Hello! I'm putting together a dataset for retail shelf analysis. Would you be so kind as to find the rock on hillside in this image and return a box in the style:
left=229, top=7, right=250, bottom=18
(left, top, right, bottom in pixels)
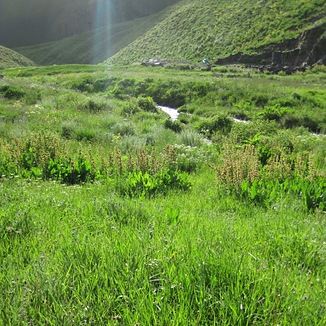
left=0, top=45, right=35, bottom=69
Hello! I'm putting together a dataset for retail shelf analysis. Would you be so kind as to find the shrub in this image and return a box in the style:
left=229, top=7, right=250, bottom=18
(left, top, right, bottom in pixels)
left=196, top=115, right=232, bottom=137
left=69, top=77, right=118, bottom=93
left=75, top=127, right=97, bottom=141
left=213, top=144, right=260, bottom=190
left=301, top=116, right=320, bottom=133
left=112, top=122, right=136, bottom=137
left=24, top=87, right=42, bottom=105
left=77, top=98, right=110, bottom=113
left=164, top=119, right=182, bottom=133
left=251, top=94, right=269, bottom=107
left=0, top=85, right=25, bottom=99
left=137, top=96, right=158, bottom=113
left=173, top=144, right=211, bottom=173
left=162, top=88, right=186, bottom=107
left=121, top=98, right=140, bottom=116
left=258, top=105, right=289, bottom=122
left=281, top=114, right=301, bottom=129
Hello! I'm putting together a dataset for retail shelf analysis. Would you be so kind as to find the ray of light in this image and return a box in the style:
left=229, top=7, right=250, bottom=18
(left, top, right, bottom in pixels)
left=92, top=0, right=112, bottom=64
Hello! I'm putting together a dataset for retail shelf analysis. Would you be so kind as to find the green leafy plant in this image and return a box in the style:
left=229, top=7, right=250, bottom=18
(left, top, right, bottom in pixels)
left=117, top=168, right=192, bottom=198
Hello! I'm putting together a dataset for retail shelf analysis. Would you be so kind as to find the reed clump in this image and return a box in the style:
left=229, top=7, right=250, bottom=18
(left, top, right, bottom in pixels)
left=213, top=144, right=260, bottom=189
left=212, top=143, right=325, bottom=210
left=0, top=133, right=191, bottom=197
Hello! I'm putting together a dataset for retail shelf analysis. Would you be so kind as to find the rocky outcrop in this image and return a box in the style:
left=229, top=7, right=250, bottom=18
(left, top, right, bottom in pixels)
left=215, top=21, right=326, bottom=72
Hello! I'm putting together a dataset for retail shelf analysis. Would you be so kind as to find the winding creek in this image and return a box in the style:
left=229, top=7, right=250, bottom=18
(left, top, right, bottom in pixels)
left=158, top=105, right=249, bottom=124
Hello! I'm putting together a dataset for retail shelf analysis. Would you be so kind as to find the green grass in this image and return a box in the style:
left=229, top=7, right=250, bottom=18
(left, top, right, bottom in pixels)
left=0, top=64, right=325, bottom=324
left=11, top=0, right=326, bottom=66
left=0, top=45, right=35, bottom=69
left=106, top=0, right=326, bottom=65
left=1, top=174, right=325, bottom=324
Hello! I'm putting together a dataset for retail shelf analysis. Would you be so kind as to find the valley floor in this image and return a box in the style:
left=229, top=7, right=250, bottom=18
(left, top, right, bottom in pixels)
left=0, top=64, right=325, bottom=324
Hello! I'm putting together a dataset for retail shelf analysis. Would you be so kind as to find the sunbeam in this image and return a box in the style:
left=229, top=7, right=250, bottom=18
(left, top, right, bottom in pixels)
left=92, top=0, right=112, bottom=64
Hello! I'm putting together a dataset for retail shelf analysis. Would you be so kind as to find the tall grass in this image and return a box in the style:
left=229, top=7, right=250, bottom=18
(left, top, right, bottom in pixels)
left=1, top=174, right=325, bottom=324
left=0, top=64, right=325, bottom=324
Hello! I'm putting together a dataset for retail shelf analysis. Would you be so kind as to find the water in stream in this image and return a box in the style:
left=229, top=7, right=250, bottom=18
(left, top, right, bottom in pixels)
left=158, top=105, right=179, bottom=121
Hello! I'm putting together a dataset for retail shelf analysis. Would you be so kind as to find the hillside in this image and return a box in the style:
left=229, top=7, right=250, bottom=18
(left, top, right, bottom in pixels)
left=0, top=0, right=180, bottom=48
left=9, top=0, right=326, bottom=67
left=0, top=45, right=35, bottom=69
left=14, top=10, right=173, bottom=65
left=106, top=0, right=326, bottom=66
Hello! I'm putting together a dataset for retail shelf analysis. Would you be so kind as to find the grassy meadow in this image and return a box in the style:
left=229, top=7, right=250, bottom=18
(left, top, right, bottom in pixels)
left=0, top=63, right=325, bottom=325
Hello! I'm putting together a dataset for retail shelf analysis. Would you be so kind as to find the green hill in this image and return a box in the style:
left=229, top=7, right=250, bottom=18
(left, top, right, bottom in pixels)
left=0, top=0, right=180, bottom=48
left=0, top=45, right=35, bottom=69
left=106, top=0, right=326, bottom=66
left=12, top=0, right=326, bottom=67
left=14, top=10, right=173, bottom=65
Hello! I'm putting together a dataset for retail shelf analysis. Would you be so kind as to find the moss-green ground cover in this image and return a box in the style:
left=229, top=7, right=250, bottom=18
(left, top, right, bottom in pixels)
left=0, top=64, right=325, bottom=324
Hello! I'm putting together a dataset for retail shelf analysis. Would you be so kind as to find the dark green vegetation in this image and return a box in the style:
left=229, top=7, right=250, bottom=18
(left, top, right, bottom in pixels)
left=0, top=45, right=35, bottom=69
left=1, top=64, right=325, bottom=324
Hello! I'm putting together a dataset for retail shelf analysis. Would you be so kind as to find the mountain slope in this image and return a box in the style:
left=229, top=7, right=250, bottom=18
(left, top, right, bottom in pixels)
left=0, top=45, right=35, bottom=69
left=106, top=0, right=326, bottom=66
left=14, top=10, right=173, bottom=65
left=0, top=0, right=180, bottom=48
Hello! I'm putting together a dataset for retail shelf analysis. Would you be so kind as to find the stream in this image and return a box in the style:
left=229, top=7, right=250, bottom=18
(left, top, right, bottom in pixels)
left=158, top=105, right=249, bottom=124
left=157, top=105, right=179, bottom=121
left=157, top=106, right=325, bottom=140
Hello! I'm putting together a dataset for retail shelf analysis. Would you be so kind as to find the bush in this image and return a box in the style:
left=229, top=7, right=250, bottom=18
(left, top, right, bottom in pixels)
left=0, top=85, right=25, bottom=99
left=121, top=98, right=140, bottom=116
left=258, top=105, right=289, bottom=122
left=281, top=114, right=301, bottom=129
left=250, top=94, right=269, bottom=107
left=302, top=116, right=320, bottom=133
left=77, top=98, right=110, bottom=113
left=112, top=122, right=136, bottom=136
left=212, top=143, right=326, bottom=211
left=137, top=96, right=158, bottom=113
left=70, top=77, right=118, bottom=93
left=75, top=128, right=97, bottom=141
left=173, top=144, right=211, bottom=173
left=196, top=115, right=232, bottom=137
left=164, top=119, right=183, bottom=133
left=24, top=88, right=42, bottom=105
